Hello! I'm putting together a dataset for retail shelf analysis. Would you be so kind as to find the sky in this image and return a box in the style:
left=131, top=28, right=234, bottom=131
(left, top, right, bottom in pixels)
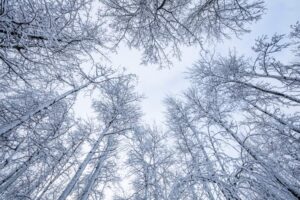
left=75, top=0, right=300, bottom=126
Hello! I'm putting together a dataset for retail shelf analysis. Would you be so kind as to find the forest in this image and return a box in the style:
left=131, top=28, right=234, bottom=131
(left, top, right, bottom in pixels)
left=0, top=0, right=299, bottom=199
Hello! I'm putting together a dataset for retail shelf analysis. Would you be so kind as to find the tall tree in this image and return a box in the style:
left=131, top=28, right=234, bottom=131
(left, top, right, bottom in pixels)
left=100, top=0, right=264, bottom=67
left=163, top=23, right=300, bottom=200
left=0, top=0, right=106, bottom=88
left=119, top=125, right=174, bottom=200
left=58, top=75, right=141, bottom=200
left=165, top=97, right=241, bottom=200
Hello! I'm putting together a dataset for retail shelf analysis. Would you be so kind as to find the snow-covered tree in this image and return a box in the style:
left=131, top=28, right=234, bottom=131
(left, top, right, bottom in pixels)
left=117, top=125, right=174, bottom=200
left=57, top=75, right=141, bottom=200
left=165, top=97, right=241, bottom=200
left=0, top=0, right=106, bottom=88
left=0, top=73, right=141, bottom=200
left=100, top=0, right=264, bottom=67
left=164, top=23, right=300, bottom=200
left=4, top=1, right=300, bottom=200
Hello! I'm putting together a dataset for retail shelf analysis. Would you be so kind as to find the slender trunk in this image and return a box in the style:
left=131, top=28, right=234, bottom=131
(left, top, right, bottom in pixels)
left=26, top=136, right=86, bottom=197
left=35, top=163, right=74, bottom=200
left=245, top=99, right=300, bottom=140
left=57, top=124, right=112, bottom=200
left=246, top=72, right=300, bottom=83
left=203, top=106, right=300, bottom=199
left=233, top=80, right=300, bottom=104
left=177, top=126, right=215, bottom=200
left=79, top=136, right=113, bottom=200
left=0, top=150, right=39, bottom=194
left=188, top=125, right=218, bottom=200
left=188, top=124, right=241, bottom=200
left=0, top=80, right=94, bottom=137
left=207, top=134, right=242, bottom=200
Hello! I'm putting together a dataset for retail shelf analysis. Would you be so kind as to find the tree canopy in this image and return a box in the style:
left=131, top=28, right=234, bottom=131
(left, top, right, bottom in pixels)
left=1, top=1, right=299, bottom=200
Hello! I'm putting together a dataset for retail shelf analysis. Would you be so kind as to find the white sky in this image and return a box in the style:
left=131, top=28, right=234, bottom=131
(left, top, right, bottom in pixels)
left=75, top=0, right=300, bottom=125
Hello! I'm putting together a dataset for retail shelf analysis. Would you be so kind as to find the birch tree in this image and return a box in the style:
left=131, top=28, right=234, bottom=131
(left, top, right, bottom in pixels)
left=0, top=93, right=75, bottom=199
left=120, top=125, right=174, bottom=200
left=100, top=0, right=264, bottom=67
left=163, top=22, right=300, bottom=200
left=0, top=72, right=140, bottom=200
left=0, top=0, right=106, bottom=88
left=165, top=97, right=241, bottom=200
left=57, top=75, right=141, bottom=200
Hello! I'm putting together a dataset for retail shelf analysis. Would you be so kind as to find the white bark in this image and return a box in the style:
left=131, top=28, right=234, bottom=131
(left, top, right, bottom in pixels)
left=0, top=150, right=39, bottom=194
left=79, top=136, right=113, bottom=200
left=57, top=124, right=111, bottom=200
left=232, top=80, right=300, bottom=104
left=245, top=99, right=300, bottom=138
left=0, top=80, right=94, bottom=137
left=195, top=101, right=300, bottom=199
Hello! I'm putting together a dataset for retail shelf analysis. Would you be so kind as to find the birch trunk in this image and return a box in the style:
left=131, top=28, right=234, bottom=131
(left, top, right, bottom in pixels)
left=0, top=150, right=39, bottom=194
left=26, top=136, right=86, bottom=197
left=57, top=124, right=111, bottom=200
left=0, top=80, right=95, bottom=137
left=233, top=80, right=300, bottom=104
left=79, top=136, right=113, bottom=200
left=199, top=103, right=300, bottom=199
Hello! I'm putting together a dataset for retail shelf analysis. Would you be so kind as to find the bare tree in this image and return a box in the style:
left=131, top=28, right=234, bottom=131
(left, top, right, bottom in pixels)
left=0, top=93, right=75, bottom=199
left=0, top=0, right=107, bottom=88
left=165, top=97, right=241, bottom=200
left=58, top=75, right=141, bottom=200
left=120, top=125, right=174, bottom=200
left=163, top=23, right=300, bottom=199
left=100, top=0, right=264, bottom=67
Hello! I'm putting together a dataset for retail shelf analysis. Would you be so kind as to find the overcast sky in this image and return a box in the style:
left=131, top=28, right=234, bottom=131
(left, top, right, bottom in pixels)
left=75, top=0, right=300, bottom=125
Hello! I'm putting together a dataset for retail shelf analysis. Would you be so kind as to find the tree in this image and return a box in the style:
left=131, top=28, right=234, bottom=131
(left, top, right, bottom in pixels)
left=100, top=0, right=264, bottom=67
left=57, top=75, right=141, bottom=200
left=163, top=22, right=300, bottom=199
left=0, top=0, right=106, bottom=88
left=0, top=73, right=141, bottom=200
left=0, top=91, right=75, bottom=199
left=165, top=97, right=241, bottom=200
left=121, top=125, right=174, bottom=200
